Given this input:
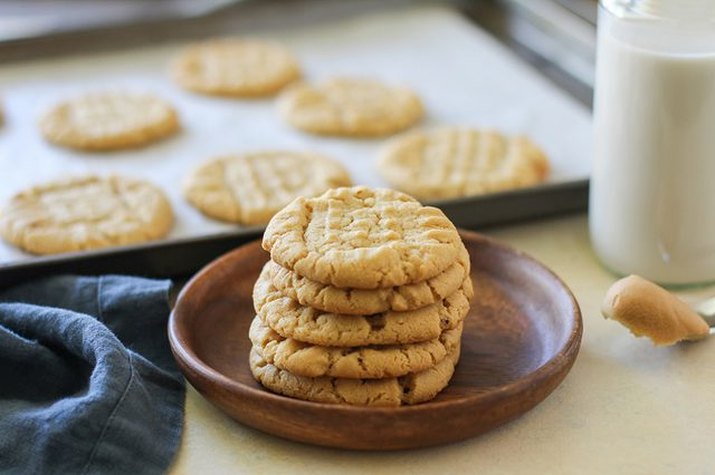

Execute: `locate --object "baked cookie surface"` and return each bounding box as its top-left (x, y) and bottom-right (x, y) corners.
top-left (278, 78), bottom-right (423, 137)
top-left (172, 39), bottom-right (300, 97)
top-left (262, 186), bottom-right (463, 289)
top-left (266, 245), bottom-right (470, 314)
top-left (39, 92), bottom-right (179, 151)
top-left (0, 175), bottom-right (173, 254)
top-left (183, 151), bottom-right (351, 226)
top-left (378, 127), bottom-right (550, 200)
top-left (250, 315), bottom-right (462, 379)
top-left (249, 343), bottom-right (460, 406)
top-left (253, 264), bottom-right (473, 347)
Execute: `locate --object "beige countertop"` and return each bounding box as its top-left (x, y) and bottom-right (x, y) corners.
top-left (170, 214), bottom-right (715, 475)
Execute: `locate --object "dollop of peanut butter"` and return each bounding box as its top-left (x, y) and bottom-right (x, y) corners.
top-left (602, 275), bottom-right (710, 346)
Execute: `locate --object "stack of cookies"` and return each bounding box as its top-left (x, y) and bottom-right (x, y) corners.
top-left (249, 186), bottom-right (473, 407)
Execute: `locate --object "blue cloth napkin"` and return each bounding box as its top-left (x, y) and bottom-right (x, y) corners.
top-left (0, 275), bottom-right (184, 475)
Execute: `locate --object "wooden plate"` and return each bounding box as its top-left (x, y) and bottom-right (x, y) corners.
top-left (169, 230), bottom-right (582, 450)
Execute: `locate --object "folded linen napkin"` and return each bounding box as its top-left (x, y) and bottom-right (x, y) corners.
top-left (0, 275), bottom-right (184, 475)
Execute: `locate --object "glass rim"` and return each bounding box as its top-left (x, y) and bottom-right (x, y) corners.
top-left (600, 0), bottom-right (715, 24)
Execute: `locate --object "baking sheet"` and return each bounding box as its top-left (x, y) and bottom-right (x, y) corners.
top-left (0, 3), bottom-right (593, 265)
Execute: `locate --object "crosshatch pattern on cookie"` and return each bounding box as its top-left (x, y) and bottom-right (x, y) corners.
top-left (172, 39), bottom-right (301, 97)
top-left (378, 128), bottom-right (549, 200)
top-left (183, 151), bottom-right (351, 225)
top-left (278, 78), bottom-right (423, 137)
top-left (0, 175), bottom-right (173, 254)
top-left (263, 187), bottom-right (464, 289)
top-left (39, 92), bottom-right (179, 151)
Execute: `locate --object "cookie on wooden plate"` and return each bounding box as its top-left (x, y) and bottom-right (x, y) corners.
top-left (278, 78), bottom-right (423, 137)
top-left (253, 265), bottom-right (473, 347)
top-left (378, 127), bottom-right (550, 200)
top-left (183, 151), bottom-right (351, 226)
top-left (39, 92), bottom-right (179, 151)
top-left (0, 175), bottom-right (173, 254)
top-left (249, 342), bottom-right (460, 407)
top-left (266, 246), bottom-right (470, 315)
top-left (250, 315), bottom-right (463, 379)
top-left (172, 38), bottom-right (301, 97)
top-left (262, 187), bottom-right (463, 289)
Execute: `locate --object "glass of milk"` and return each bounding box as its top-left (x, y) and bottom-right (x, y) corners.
top-left (590, 0), bottom-right (715, 285)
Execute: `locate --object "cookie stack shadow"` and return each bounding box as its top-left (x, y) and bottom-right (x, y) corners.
top-left (248, 186), bottom-right (473, 407)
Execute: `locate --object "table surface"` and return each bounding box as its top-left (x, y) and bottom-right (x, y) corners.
top-left (169, 214), bottom-right (715, 475)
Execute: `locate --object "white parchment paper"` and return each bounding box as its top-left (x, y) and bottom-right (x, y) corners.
top-left (0, 4), bottom-right (592, 264)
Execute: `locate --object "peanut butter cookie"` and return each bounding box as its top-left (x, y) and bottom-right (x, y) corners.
top-left (278, 78), bottom-right (423, 137)
top-left (0, 175), bottom-right (173, 254)
top-left (378, 127), bottom-right (550, 200)
top-left (184, 151), bottom-right (351, 225)
top-left (39, 92), bottom-right (179, 151)
top-left (250, 315), bottom-right (462, 379)
top-left (172, 38), bottom-right (300, 97)
top-left (266, 245), bottom-right (470, 315)
top-left (262, 186), bottom-right (463, 289)
top-left (253, 264), bottom-right (473, 347)
top-left (249, 343), bottom-right (460, 406)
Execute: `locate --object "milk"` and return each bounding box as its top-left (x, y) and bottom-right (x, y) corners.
top-left (590, 2), bottom-right (715, 284)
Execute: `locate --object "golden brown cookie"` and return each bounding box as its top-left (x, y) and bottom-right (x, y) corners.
top-left (172, 38), bottom-right (301, 97)
top-left (39, 92), bottom-right (179, 151)
top-left (0, 175), bottom-right (173, 254)
top-left (378, 127), bottom-right (550, 200)
top-left (249, 343), bottom-right (460, 406)
top-left (266, 245), bottom-right (470, 315)
top-left (278, 78), bottom-right (423, 137)
top-left (253, 263), bottom-right (473, 347)
top-left (250, 314), bottom-right (463, 379)
top-left (183, 151), bottom-right (351, 226)
top-left (262, 186), bottom-right (463, 289)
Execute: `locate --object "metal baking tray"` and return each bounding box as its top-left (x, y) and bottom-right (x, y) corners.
top-left (0, 0), bottom-right (595, 288)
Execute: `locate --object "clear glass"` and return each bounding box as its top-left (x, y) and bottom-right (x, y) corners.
top-left (590, 0), bottom-right (715, 285)
top-left (601, 0), bottom-right (715, 23)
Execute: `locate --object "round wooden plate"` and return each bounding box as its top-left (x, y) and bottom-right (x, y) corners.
top-left (169, 230), bottom-right (582, 450)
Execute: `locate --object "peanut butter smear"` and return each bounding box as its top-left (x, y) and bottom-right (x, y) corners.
top-left (602, 275), bottom-right (710, 346)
